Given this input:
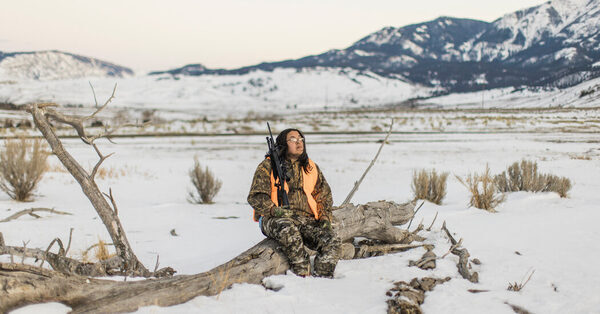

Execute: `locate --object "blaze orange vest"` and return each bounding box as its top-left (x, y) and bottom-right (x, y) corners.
top-left (253, 158), bottom-right (319, 221)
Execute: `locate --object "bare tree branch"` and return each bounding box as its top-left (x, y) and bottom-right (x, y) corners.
top-left (91, 142), bottom-right (114, 180)
top-left (154, 255), bottom-right (160, 273)
top-left (102, 188), bottom-right (119, 215)
top-left (441, 221), bottom-right (458, 246)
top-left (426, 211), bottom-right (438, 231)
top-left (21, 240), bottom-right (29, 264)
top-left (41, 238), bottom-right (65, 267)
top-left (65, 228), bottom-right (74, 256)
top-left (89, 81), bottom-right (98, 108)
top-left (342, 119), bottom-right (394, 205)
top-left (407, 201), bottom-right (425, 230)
top-left (84, 83), bottom-right (117, 122)
top-left (1, 208), bottom-right (72, 223)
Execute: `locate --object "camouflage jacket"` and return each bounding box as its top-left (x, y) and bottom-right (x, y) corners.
top-left (247, 158), bottom-right (333, 221)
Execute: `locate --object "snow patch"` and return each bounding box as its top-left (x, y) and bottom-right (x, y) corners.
top-left (416, 25), bottom-right (428, 32)
top-left (554, 47), bottom-right (578, 61)
top-left (353, 50), bottom-right (376, 57)
top-left (401, 40), bottom-right (424, 55)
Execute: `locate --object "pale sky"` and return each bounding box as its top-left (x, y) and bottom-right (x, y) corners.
top-left (1, 0), bottom-right (545, 72)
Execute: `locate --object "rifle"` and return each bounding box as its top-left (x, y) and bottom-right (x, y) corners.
top-left (266, 122), bottom-right (289, 207)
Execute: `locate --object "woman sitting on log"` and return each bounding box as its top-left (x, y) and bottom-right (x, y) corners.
top-left (248, 128), bottom-right (341, 278)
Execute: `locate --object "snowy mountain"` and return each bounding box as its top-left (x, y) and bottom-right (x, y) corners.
top-left (0, 50), bottom-right (134, 80)
top-left (154, 0), bottom-right (600, 93)
top-left (0, 67), bottom-right (430, 118)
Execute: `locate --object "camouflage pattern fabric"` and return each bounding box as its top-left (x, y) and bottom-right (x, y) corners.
top-left (261, 215), bottom-right (341, 277)
top-left (248, 157), bottom-right (339, 277)
top-left (247, 158), bottom-right (333, 221)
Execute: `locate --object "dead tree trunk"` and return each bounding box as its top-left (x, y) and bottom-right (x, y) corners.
top-left (0, 201), bottom-right (415, 313)
top-left (25, 101), bottom-right (148, 276)
top-left (335, 201), bottom-right (414, 243)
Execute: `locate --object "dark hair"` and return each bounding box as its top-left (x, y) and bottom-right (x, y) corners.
top-left (275, 128), bottom-right (311, 173)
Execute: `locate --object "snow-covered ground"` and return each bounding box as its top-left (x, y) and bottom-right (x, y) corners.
top-left (3, 130), bottom-right (600, 313)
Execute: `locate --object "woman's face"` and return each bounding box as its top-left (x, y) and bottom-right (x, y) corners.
top-left (286, 130), bottom-right (304, 160)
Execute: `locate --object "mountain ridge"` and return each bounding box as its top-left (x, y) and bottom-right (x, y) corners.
top-left (0, 50), bottom-right (134, 80)
top-left (153, 0), bottom-right (600, 93)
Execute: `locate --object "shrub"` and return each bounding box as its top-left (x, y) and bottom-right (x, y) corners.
top-left (411, 169), bottom-right (449, 205)
top-left (0, 138), bottom-right (49, 201)
top-left (141, 109), bottom-right (156, 123)
top-left (3, 119), bottom-right (14, 128)
top-left (188, 158), bottom-right (222, 204)
top-left (457, 165), bottom-right (505, 212)
top-left (112, 109), bottom-right (132, 125)
top-left (494, 159), bottom-right (571, 198)
top-left (543, 174), bottom-right (572, 198)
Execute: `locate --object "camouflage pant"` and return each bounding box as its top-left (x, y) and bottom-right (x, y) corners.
top-left (261, 215), bottom-right (341, 278)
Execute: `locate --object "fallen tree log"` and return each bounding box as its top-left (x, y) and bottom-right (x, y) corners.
top-left (0, 200), bottom-right (415, 313)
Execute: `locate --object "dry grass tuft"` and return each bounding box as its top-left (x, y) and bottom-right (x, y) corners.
top-left (94, 239), bottom-right (114, 261)
top-left (494, 159), bottom-right (572, 198)
top-left (457, 165), bottom-right (505, 212)
top-left (189, 158), bottom-right (222, 204)
top-left (96, 166), bottom-right (127, 180)
top-left (545, 175), bottom-right (572, 198)
top-left (508, 269), bottom-right (535, 292)
top-left (569, 154), bottom-right (591, 160)
top-left (411, 169), bottom-right (449, 205)
top-left (81, 240), bottom-right (114, 262)
top-left (0, 138), bottom-right (49, 201)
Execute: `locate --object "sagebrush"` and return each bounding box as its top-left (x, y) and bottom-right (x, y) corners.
top-left (494, 159), bottom-right (571, 198)
top-left (0, 138), bottom-right (49, 201)
top-left (457, 165), bottom-right (505, 212)
top-left (411, 169), bottom-right (449, 205)
top-left (189, 158), bottom-right (222, 204)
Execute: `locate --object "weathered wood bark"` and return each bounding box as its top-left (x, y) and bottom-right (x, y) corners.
top-left (441, 221), bottom-right (479, 283)
top-left (0, 242), bottom-right (121, 277)
top-left (386, 277), bottom-right (451, 314)
top-left (334, 201), bottom-right (415, 243)
top-left (25, 103), bottom-right (148, 275)
top-left (0, 201), bottom-right (415, 313)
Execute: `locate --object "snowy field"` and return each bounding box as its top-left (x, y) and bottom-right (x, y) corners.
top-left (2, 130), bottom-right (600, 313)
